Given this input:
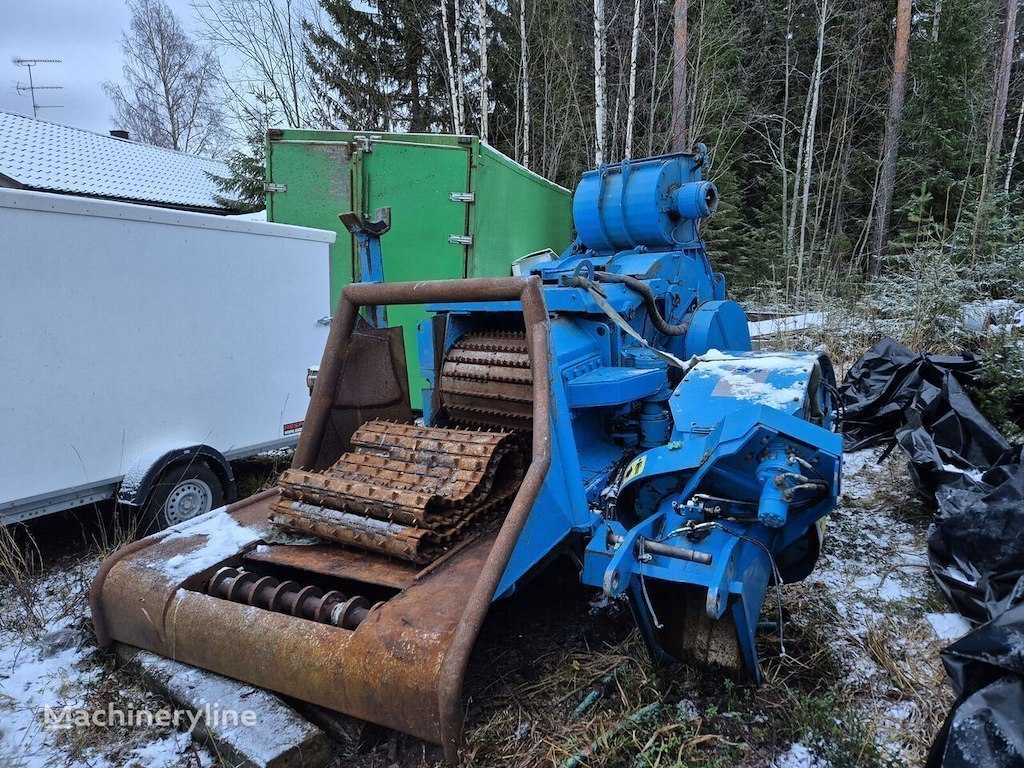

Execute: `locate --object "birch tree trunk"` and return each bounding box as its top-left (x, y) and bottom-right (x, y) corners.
top-left (671, 0), bottom-right (688, 151)
top-left (439, 0), bottom-right (462, 133)
top-left (478, 0), bottom-right (489, 142)
top-left (593, 0), bottom-right (607, 164)
top-left (454, 0), bottom-right (465, 131)
top-left (795, 0), bottom-right (829, 304)
top-left (780, 0), bottom-right (793, 262)
top-left (1005, 92), bottom-right (1024, 194)
top-left (975, 0), bottom-right (1016, 246)
top-left (624, 0), bottom-right (642, 158)
top-left (519, 0), bottom-right (530, 166)
top-left (787, 59), bottom-right (813, 265)
top-left (870, 0), bottom-right (911, 271)
top-left (932, 0), bottom-right (943, 42)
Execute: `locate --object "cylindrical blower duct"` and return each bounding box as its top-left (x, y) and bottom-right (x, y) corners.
top-left (573, 155), bottom-right (718, 253)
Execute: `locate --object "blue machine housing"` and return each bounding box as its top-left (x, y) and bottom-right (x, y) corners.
top-left (417, 149), bottom-right (842, 678)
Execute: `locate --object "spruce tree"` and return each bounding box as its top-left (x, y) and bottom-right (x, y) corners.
top-left (304, 0), bottom-right (448, 131)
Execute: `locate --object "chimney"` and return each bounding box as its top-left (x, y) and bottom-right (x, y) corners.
top-left (109, 130), bottom-right (129, 140)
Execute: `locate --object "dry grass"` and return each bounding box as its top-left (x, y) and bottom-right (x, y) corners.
top-left (233, 450), bottom-right (294, 498)
top-left (0, 523), bottom-right (43, 631)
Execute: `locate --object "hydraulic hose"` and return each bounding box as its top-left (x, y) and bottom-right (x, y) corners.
top-left (593, 272), bottom-right (691, 336)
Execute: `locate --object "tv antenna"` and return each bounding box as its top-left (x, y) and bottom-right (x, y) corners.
top-left (13, 58), bottom-right (63, 117)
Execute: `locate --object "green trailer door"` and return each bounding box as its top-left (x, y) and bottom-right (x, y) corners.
top-left (266, 129), bottom-right (572, 411)
top-left (354, 140), bottom-right (472, 399)
top-left (266, 140), bottom-right (354, 311)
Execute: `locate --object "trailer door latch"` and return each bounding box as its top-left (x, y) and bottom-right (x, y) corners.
top-left (448, 234), bottom-right (474, 246)
top-left (264, 182), bottom-right (287, 193)
top-left (449, 192), bottom-right (475, 203)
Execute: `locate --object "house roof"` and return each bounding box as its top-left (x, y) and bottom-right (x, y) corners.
top-left (0, 111), bottom-right (231, 211)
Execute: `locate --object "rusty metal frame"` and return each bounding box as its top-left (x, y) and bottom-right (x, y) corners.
top-left (91, 277), bottom-right (550, 764)
top-left (89, 488), bottom-right (280, 647)
top-left (296, 276), bottom-right (551, 762)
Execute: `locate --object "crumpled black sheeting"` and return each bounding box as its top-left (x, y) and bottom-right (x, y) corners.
top-left (839, 337), bottom-right (981, 453)
top-left (925, 603), bottom-right (1024, 768)
top-left (840, 338), bottom-right (1024, 767)
top-left (839, 337), bottom-right (1021, 622)
top-left (929, 460), bottom-right (1024, 624)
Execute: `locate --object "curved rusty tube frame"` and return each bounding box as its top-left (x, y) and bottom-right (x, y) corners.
top-left (90, 488), bottom-right (280, 647)
top-left (294, 276), bottom-right (551, 763)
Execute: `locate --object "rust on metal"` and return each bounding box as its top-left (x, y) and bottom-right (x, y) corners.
top-left (243, 542), bottom-right (419, 590)
top-left (271, 420), bottom-right (524, 563)
top-left (91, 276), bottom-right (552, 765)
top-left (310, 318), bottom-right (412, 472)
top-left (206, 566), bottom-right (373, 628)
top-left (439, 331), bottom-right (534, 429)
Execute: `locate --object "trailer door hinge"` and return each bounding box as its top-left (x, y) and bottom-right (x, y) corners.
top-left (264, 182), bottom-right (287, 193)
top-left (449, 192), bottom-right (475, 203)
top-left (448, 234), bottom-right (474, 246)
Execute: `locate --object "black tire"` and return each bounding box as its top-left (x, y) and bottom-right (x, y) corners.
top-left (141, 463), bottom-right (225, 532)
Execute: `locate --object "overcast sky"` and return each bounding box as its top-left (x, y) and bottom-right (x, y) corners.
top-left (0, 0), bottom-right (204, 135)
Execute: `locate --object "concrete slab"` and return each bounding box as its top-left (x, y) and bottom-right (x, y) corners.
top-left (115, 644), bottom-right (333, 768)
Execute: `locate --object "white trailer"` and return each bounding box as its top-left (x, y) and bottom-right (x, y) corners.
top-left (0, 189), bottom-right (335, 527)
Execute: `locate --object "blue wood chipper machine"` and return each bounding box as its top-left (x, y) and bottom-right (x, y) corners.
top-left (91, 149), bottom-right (842, 762)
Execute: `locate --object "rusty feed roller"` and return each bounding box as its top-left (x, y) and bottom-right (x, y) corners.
top-left (270, 420), bottom-right (524, 563)
top-left (439, 331), bottom-right (534, 430)
top-left (206, 566), bottom-right (372, 629)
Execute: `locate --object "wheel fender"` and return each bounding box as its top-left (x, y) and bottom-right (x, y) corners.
top-left (117, 444), bottom-right (236, 507)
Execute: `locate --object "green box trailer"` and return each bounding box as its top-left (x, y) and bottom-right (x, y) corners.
top-left (265, 130), bottom-right (573, 407)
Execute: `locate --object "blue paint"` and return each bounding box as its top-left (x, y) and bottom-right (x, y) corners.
top-left (413, 152), bottom-right (841, 678)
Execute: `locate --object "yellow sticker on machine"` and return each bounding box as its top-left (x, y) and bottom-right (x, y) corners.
top-left (623, 455), bottom-right (647, 482)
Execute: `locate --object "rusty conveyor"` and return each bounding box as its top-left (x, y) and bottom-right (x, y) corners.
top-left (270, 420), bottom-right (524, 563)
top-left (90, 277), bottom-right (551, 764)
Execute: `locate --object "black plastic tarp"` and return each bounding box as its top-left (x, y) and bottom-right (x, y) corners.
top-left (839, 337), bottom-right (981, 453)
top-left (930, 458), bottom-right (1024, 625)
top-left (840, 338), bottom-right (1024, 766)
top-left (925, 603), bottom-right (1024, 768)
top-left (838, 337), bottom-right (1021, 622)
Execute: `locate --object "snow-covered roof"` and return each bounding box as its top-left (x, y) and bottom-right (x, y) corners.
top-left (0, 111), bottom-right (231, 212)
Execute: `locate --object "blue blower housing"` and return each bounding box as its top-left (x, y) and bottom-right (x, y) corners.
top-left (573, 153), bottom-right (718, 252)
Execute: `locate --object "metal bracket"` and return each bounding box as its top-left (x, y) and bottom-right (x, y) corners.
top-left (340, 207), bottom-right (391, 328)
top-left (340, 207), bottom-right (391, 237)
top-left (264, 182), bottom-right (287, 193)
top-left (353, 134), bottom-right (381, 153)
top-left (449, 192), bottom-right (475, 203)
top-left (448, 235), bottom-right (474, 245)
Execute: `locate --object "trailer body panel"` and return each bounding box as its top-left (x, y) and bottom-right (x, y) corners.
top-left (0, 189), bottom-right (334, 522)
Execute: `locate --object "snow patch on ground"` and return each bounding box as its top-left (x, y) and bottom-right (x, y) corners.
top-left (792, 447), bottom-right (953, 763)
top-left (927, 612), bottom-right (973, 640)
top-left (770, 742), bottom-right (832, 768)
top-left (748, 313), bottom-right (827, 339)
top-left (0, 564), bottom-right (213, 767)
